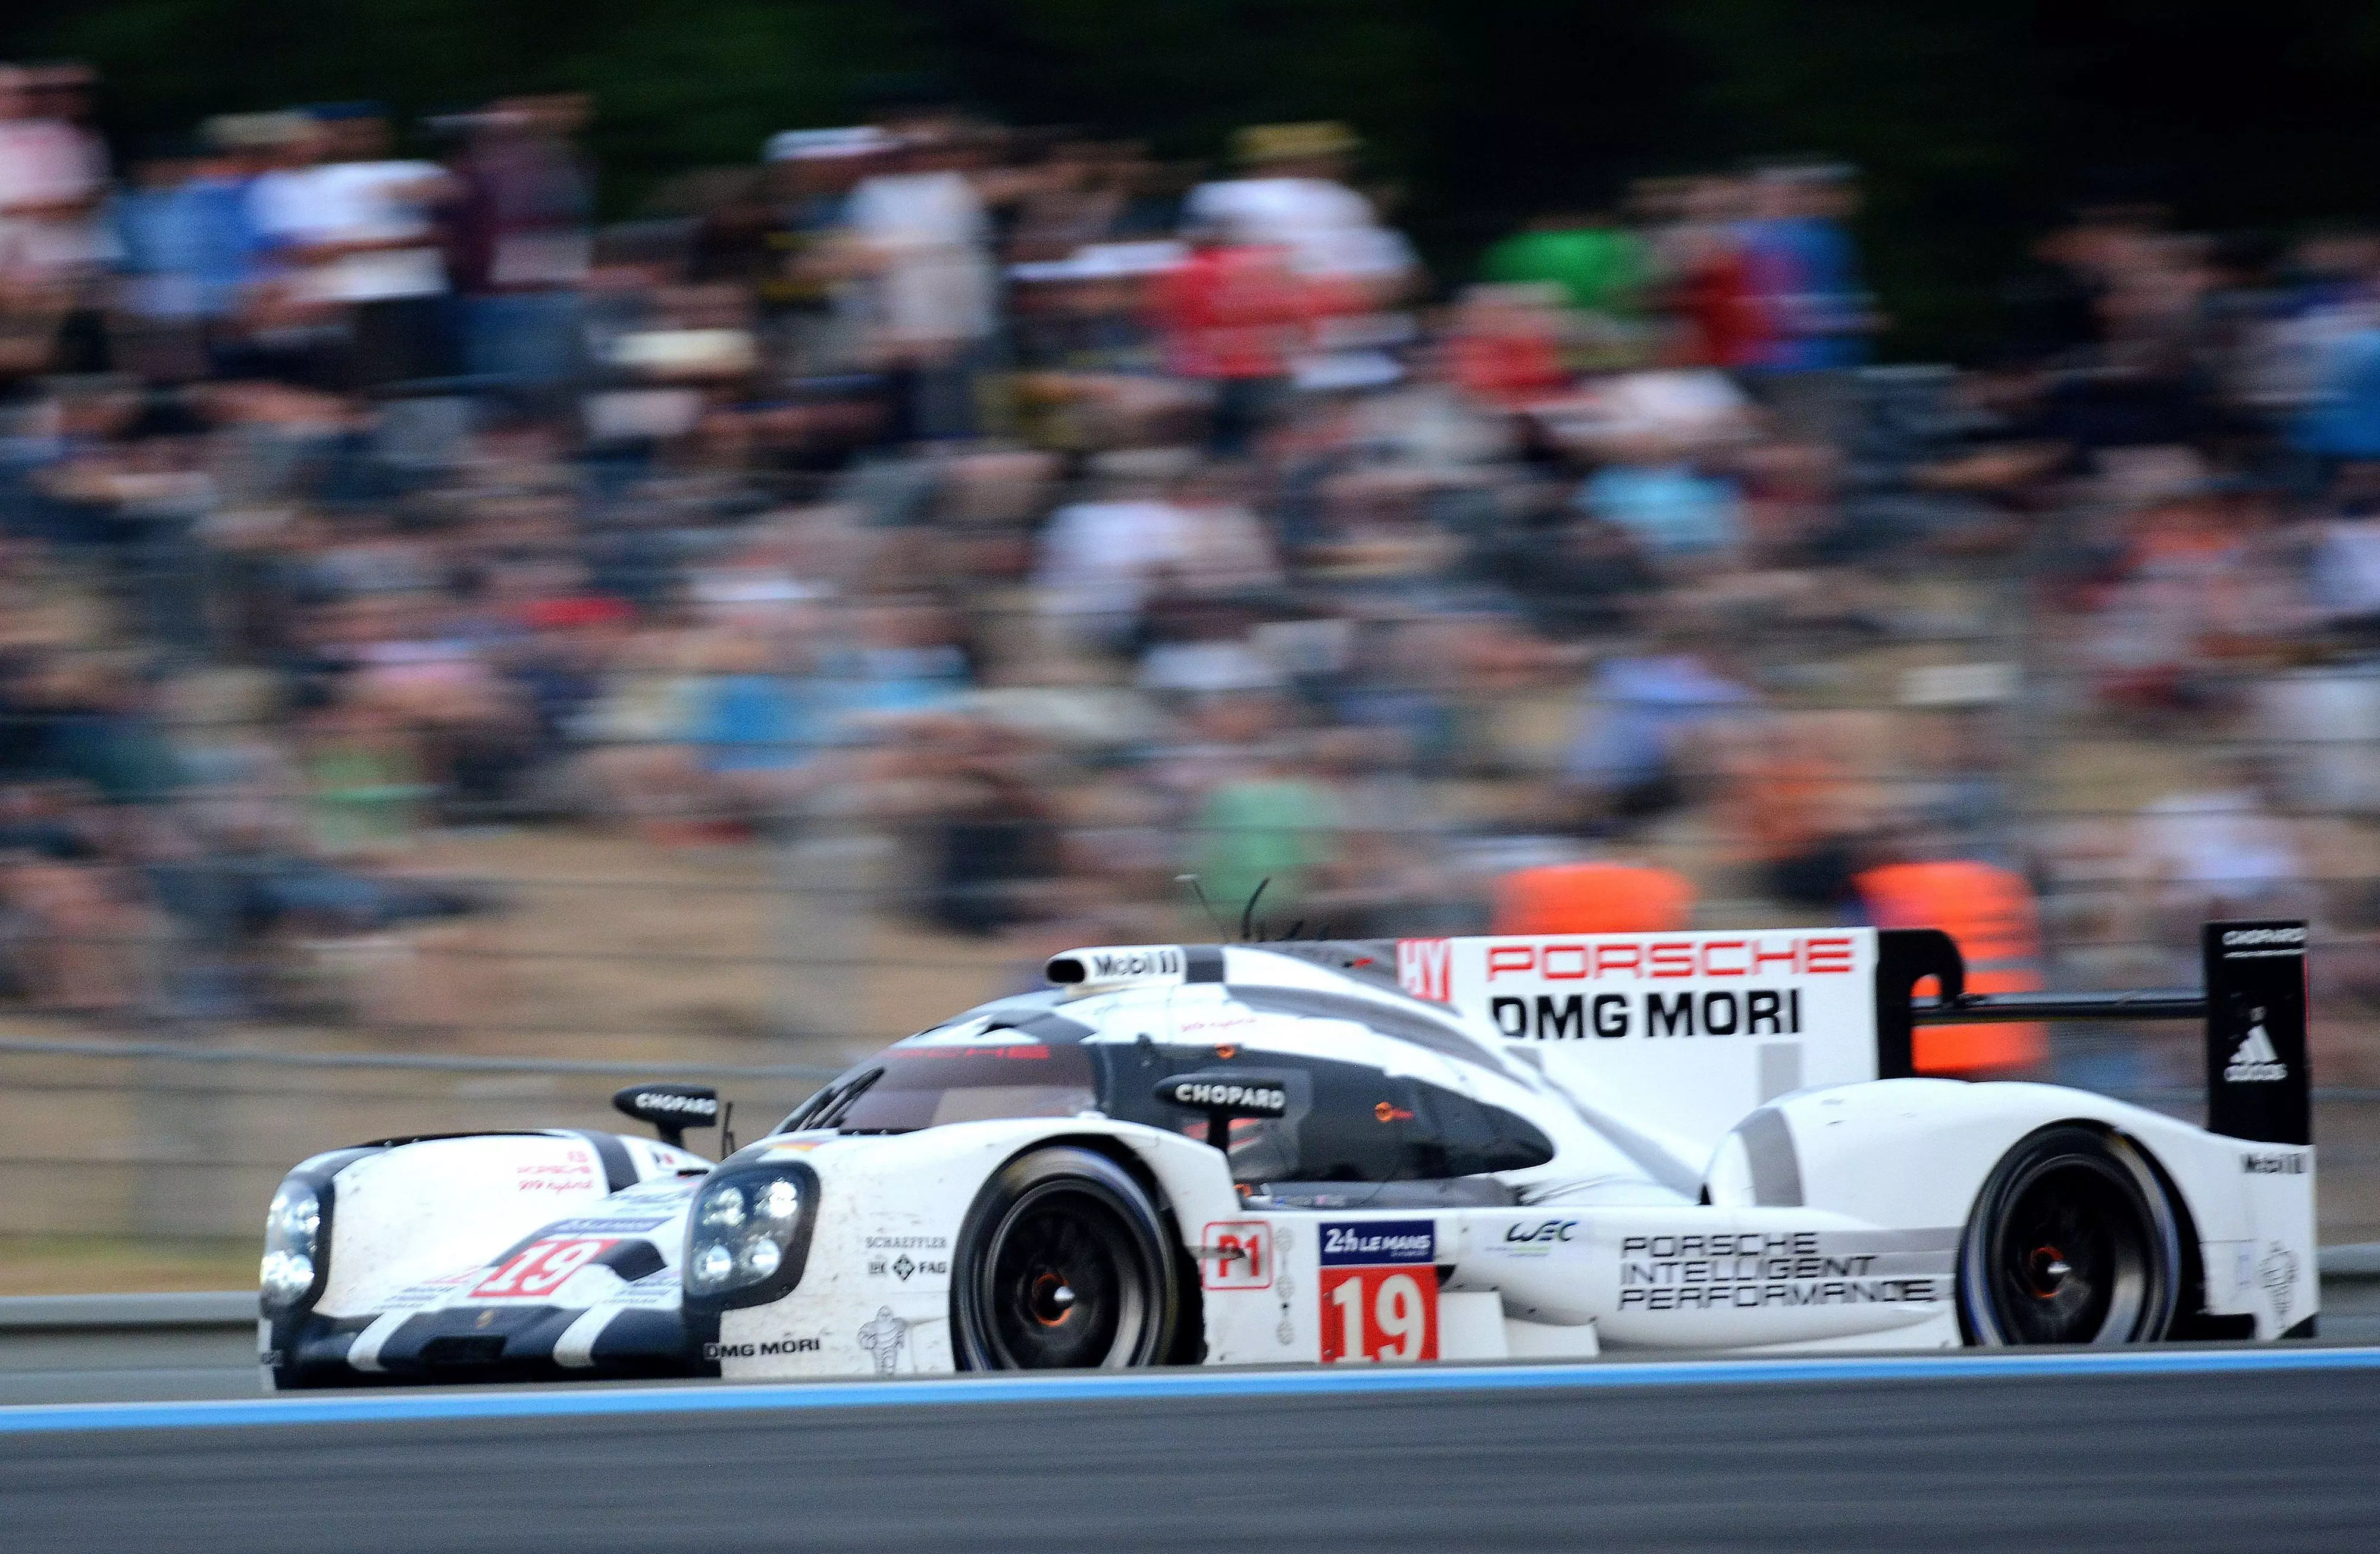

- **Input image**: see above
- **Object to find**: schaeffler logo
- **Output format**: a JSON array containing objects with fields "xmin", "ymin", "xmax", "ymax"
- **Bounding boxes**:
[{"xmin": 2224, "ymin": 1011, "xmax": 2288, "ymax": 1084}]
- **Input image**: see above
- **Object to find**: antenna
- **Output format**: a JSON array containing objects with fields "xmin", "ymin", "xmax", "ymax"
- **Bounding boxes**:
[
  {"xmin": 1239, "ymin": 878, "xmax": 1271, "ymax": 942},
  {"xmin": 1178, "ymin": 874, "xmax": 1228, "ymax": 939}
]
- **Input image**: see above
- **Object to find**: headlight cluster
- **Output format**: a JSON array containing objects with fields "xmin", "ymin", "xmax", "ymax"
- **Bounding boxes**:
[
  {"xmin": 260, "ymin": 1179, "xmax": 322, "ymax": 1310},
  {"xmin": 684, "ymin": 1169, "xmax": 810, "ymax": 1305}
]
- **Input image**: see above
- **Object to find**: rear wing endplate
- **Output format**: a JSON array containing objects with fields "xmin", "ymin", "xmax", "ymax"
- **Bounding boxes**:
[{"xmin": 1883, "ymin": 919, "xmax": 2309, "ymax": 1145}]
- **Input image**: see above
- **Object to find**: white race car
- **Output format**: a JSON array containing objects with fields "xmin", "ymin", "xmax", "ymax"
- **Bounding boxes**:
[{"xmin": 260, "ymin": 920, "xmax": 2316, "ymax": 1387}]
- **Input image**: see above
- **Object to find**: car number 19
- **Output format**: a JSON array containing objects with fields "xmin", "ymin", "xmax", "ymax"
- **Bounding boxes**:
[
  {"xmin": 1319, "ymin": 1265, "xmax": 1438, "ymax": 1362},
  {"xmin": 472, "ymin": 1236, "xmax": 616, "ymax": 1299}
]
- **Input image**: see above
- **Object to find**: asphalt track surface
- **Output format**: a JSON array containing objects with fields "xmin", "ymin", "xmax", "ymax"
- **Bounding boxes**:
[{"xmin": 5, "ymin": 1349, "xmax": 2379, "ymax": 1553}]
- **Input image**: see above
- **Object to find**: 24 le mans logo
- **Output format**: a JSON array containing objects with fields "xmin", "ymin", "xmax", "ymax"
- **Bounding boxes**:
[{"xmin": 1318, "ymin": 1220, "xmax": 1436, "ymax": 1364}]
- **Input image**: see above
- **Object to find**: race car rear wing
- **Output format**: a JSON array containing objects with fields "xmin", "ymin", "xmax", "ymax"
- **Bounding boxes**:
[{"xmin": 1883, "ymin": 917, "xmax": 2310, "ymax": 1146}]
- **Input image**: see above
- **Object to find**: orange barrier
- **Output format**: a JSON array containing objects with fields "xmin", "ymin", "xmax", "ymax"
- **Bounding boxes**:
[
  {"xmin": 1855, "ymin": 860, "xmax": 2049, "ymax": 1074},
  {"xmin": 1492, "ymin": 863, "xmax": 1697, "ymax": 935}
]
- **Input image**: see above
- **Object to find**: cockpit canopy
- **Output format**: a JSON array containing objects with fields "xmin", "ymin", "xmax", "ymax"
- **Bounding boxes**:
[{"xmin": 777, "ymin": 989, "xmax": 1555, "ymax": 1186}]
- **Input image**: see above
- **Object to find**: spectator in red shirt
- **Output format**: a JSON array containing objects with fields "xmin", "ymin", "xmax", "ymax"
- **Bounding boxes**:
[
  {"xmin": 1156, "ymin": 216, "xmax": 1308, "ymax": 455},
  {"xmin": 1446, "ymin": 283, "xmax": 1570, "ymax": 409},
  {"xmin": 1668, "ymin": 175, "xmax": 1768, "ymax": 370}
]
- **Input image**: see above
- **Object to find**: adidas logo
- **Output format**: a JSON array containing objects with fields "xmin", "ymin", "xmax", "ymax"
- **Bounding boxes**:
[{"xmin": 2224, "ymin": 1013, "xmax": 2288, "ymax": 1084}]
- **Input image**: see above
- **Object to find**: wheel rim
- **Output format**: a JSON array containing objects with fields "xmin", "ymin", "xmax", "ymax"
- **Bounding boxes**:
[
  {"xmin": 981, "ymin": 1185, "xmax": 1148, "ymax": 1368},
  {"xmin": 1987, "ymin": 1154, "xmax": 2153, "ymax": 1344}
]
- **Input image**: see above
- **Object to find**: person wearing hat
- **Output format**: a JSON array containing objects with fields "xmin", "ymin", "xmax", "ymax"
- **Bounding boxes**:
[{"xmin": 1180, "ymin": 122, "xmax": 1414, "ymax": 293}]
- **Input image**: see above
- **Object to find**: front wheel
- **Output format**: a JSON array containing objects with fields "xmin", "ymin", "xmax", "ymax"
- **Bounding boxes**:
[
  {"xmin": 952, "ymin": 1145, "xmax": 1178, "ymax": 1370},
  {"xmin": 1958, "ymin": 1124, "xmax": 2181, "ymax": 1346}
]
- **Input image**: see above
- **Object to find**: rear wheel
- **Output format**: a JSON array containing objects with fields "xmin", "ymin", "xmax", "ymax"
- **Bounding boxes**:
[
  {"xmin": 1959, "ymin": 1124, "xmax": 2180, "ymax": 1346},
  {"xmin": 953, "ymin": 1146, "xmax": 1178, "ymax": 1370}
]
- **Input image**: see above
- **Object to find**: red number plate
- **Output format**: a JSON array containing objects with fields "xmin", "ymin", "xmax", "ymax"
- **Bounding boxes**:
[
  {"xmin": 471, "ymin": 1236, "xmax": 617, "ymax": 1300},
  {"xmin": 1319, "ymin": 1265, "xmax": 1438, "ymax": 1362}
]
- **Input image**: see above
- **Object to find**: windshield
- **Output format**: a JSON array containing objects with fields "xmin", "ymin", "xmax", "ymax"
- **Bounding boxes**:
[{"xmin": 832, "ymin": 1038, "xmax": 1098, "ymax": 1133}]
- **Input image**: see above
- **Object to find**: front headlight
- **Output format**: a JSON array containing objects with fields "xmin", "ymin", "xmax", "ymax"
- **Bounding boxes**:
[
  {"xmin": 261, "ymin": 1179, "xmax": 323, "ymax": 1311},
  {"xmin": 684, "ymin": 1166, "xmax": 813, "ymax": 1308}
]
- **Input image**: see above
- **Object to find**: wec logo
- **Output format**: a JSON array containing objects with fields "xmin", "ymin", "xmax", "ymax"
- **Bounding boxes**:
[{"xmin": 1504, "ymin": 1220, "xmax": 1577, "ymax": 1244}]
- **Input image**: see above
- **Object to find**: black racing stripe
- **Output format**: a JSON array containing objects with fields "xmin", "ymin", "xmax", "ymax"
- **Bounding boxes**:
[
  {"xmin": 505, "ymin": 1307, "xmax": 585, "ymax": 1362},
  {"xmin": 589, "ymin": 1308, "xmax": 693, "ymax": 1364},
  {"xmin": 375, "ymin": 1306, "xmax": 562, "ymax": 1367},
  {"xmin": 1184, "ymin": 945, "xmax": 1226, "ymax": 983},
  {"xmin": 594, "ymin": 1240, "xmax": 667, "ymax": 1283},
  {"xmin": 290, "ymin": 1322, "xmax": 362, "ymax": 1373},
  {"xmin": 305, "ymin": 1146, "xmax": 386, "ymax": 1180},
  {"xmin": 560, "ymin": 1129, "xmax": 639, "ymax": 1191}
]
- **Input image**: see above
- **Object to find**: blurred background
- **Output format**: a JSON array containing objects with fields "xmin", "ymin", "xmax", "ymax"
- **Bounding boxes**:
[{"xmin": 0, "ymin": 4, "xmax": 2376, "ymax": 1289}]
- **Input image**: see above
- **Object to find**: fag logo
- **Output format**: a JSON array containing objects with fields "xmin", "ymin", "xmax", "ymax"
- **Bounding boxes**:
[{"xmin": 2224, "ymin": 1013, "xmax": 2288, "ymax": 1083}]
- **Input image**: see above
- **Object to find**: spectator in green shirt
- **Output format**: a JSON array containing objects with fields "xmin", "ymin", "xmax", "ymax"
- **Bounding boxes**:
[
  {"xmin": 1189, "ymin": 766, "xmax": 1345, "ymax": 923},
  {"xmin": 1482, "ymin": 213, "xmax": 1649, "ymax": 317}
]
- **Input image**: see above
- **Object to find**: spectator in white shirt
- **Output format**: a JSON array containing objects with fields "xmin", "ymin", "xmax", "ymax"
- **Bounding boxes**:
[
  {"xmin": 845, "ymin": 126, "xmax": 1000, "ymax": 440},
  {"xmin": 0, "ymin": 62, "xmax": 114, "ymax": 378},
  {"xmin": 248, "ymin": 104, "xmax": 453, "ymax": 390}
]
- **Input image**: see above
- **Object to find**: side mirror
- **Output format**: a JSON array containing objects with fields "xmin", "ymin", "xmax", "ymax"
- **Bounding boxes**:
[
  {"xmin": 1154, "ymin": 1070, "xmax": 1290, "ymax": 1158},
  {"xmin": 612, "ymin": 1083, "xmax": 720, "ymax": 1149}
]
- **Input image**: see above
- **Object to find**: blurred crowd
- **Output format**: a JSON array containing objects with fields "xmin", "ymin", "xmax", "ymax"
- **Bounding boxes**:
[{"xmin": 4, "ymin": 64, "xmax": 2380, "ymax": 1081}]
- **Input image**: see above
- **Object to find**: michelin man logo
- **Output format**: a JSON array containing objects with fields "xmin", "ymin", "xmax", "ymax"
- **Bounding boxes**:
[
  {"xmin": 2259, "ymin": 1243, "xmax": 2300, "ymax": 1323},
  {"xmin": 2224, "ymin": 1010, "xmax": 2288, "ymax": 1084},
  {"xmin": 858, "ymin": 1305, "xmax": 910, "ymax": 1375}
]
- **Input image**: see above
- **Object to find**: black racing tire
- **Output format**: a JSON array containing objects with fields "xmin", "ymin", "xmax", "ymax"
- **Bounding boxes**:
[
  {"xmin": 952, "ymin": 1145, "xmax": 1178, "ymax": 1371},
  {"xmin": 1958, "ymin": 1124, "xmax": 2181, "ymax": 1346}
]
